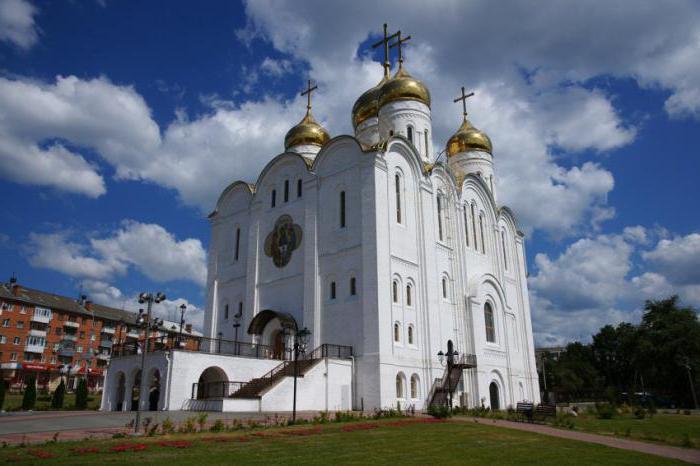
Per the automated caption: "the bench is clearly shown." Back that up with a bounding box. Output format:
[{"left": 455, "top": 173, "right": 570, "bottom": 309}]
[
  {"left": 533, "top": 403, "right": 557, "bottom": 422},
  {"left": 515, "top": 402, "right": 534, "bottom": 422}
]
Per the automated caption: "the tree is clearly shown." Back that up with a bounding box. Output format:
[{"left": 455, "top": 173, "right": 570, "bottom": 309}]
[
  {"left": 0, "top": 378, "right": 6, "bottom": 411},
  {"left": 592, "top": 322, "right": 639, "bottom": 399},
  {"left": 22, "top": 375, "right": 37, "bottom": 410},
  {"left": 51, "top": 380, "right": 66, "bottom": 409},
  {"left": 550, "top": 342, "right": 600, "bottom": 401},
  {"left": 75, "top": 378, "right": 88, "bottom": 409}
]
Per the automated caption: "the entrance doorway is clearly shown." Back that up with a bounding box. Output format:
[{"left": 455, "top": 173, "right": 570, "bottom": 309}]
[
  {"left": 272, "top": 330, "right": 286, "bottom": 359},
  {"left": 489, "top": 382, "right": 500, "bottom": 410}
]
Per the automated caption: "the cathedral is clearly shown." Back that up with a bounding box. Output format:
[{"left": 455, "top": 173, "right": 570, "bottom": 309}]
[{"left": 101, "top": 26, "right": 540, "bottom": 414}]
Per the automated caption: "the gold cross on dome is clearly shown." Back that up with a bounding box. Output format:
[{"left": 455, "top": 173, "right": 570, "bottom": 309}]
[
  {"left": 372, "top": 23, "right": 400, "bottom": 78},
  {"left": 301, "top": 79, "right": 318, "bottom": 112},
  {"left": 454, "top": 86, "right": 475, "bottom": 121},
  {"left": 389, "top": 31, "right": 411, "bottom": 67}
]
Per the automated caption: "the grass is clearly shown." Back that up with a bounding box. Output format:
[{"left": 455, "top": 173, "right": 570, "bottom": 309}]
[
  {"left": 550, "top": 412, "right": 699, "bottom": 449},
  {"left": 0, "top": 418, "right": 687, "bottom": 465},
  {"left": 1, "top": 393, "right": 101, "bottom": 411}
]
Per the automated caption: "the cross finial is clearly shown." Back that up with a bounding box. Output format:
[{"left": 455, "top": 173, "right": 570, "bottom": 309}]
[
  {"left": 372, "top": 23, "right": 400, "bottom": 79},
  {"left": 300, "top": 79, "right": 318, "bottom": 113},
  {"left": 453, "top": 86, "right": 475, "bottom": 121},
  {"left": 389, "top": 31, "right": 411, "bottom": 69}
]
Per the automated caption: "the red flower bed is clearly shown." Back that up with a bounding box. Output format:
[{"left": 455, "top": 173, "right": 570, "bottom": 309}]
[
  {"left": 157, "top": 440, "right": 193, "bottom": 448},
  {"left": 281, "top": 426, "right": 322, "bottom": 436},
  {"left": 202, "top": 436, "right": 236, "bottom": 443},
  {"left": 341, "top": 423, "right": 379, "bottom": 432},
  {"left": 386, "top": 418, "right": 446, "bottom": 427},
  {"left": 109, "top": 443, "right": 149, "bottom": 453},
  {"left": 73, "top": 447, "right": 101, "bottom": 454},
  {"left": 28, "top": 449, "right": 56, "bottom": 459}
]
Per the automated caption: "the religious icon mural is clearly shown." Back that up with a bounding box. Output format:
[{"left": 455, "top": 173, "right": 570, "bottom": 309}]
[{"left": 264, "top": 215, "right": 303, "bottom": 268}]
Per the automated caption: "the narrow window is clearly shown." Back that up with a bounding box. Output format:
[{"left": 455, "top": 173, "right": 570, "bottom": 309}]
[
  {"left": 350, "top": 277, "right": 357, "bottom": 296},
  {"left": 406, "top": 285, "right": 412, "bottom": 306},
  {"left": 479, "top": 214, "right": 486, "bottom": 254},
  {"left": 339, "top": 191, "right": 346, "bottom": 228},
  {"left": 396, "top": 374, "right": 403, "bottom": 397},
  {"left": 297, "top": 179, "right": 303, "bottom": 198},
  {"left": 442, "top": 278, "right": 447, "bottom": 299},
  {"left": 284, "top": 180, "right": 289, "bottom": 202},
  {"left": 238, "top": 301, "right": 243, "bottom": 316},
  {"left": 395, "top": 174, "right": 402, "bottom": 224},
  {"left": 411, "top": 375, "right": 419, "bottom": 398},
  {"left": 392, "top": 281, "right": 398, "bottom": 303},
  {"left": 330, "top": 281, "right": 336, "bottom": 300},
  {"left": 224, "top": 304, "right": 229, "bottom": 319},
  {"left": 408, "top": 325, "right": 414, "bottom": 345},
  {"left": 437, "top": 196, "right": 444, "bottom": 241},
  {"left": 424, "top": 130, "right": 429, "bottom": 157},
  {"left": 234, "top": 227, "right": 241, "bottom": 261},
  {"left": 407, "top": 126, "right": 413, "bottom": 143},
  {"left": 271, "top": 189, "right": 276, "bottom": 208},
  {"left": 394, "top": 323, "right": 400, "bottom": 343},
  {"left": 471, "top": 203, "right": 478, "bottom": 251},
  {"left": 501, "top": 230, "right": 508, "bottom": 269},
  {"left": 389, "top": 130, "right": 394, "bottom": 137},
  {"left": 485, "top": 303, "right": 496, "bottom": 343},
  {"left": 463, "top": 206, "right": 470, "bottom": 247}
]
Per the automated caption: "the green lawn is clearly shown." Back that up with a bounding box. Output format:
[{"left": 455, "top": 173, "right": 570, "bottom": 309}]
[
  {"left": 0, "top": 419, "right": 686, "bottom": 465},
  {"left": 551, "top": 412, "right": 699, "bottom": 449},
  {"left": 2, "top": 393, "right": 101, "bottom": 411}
]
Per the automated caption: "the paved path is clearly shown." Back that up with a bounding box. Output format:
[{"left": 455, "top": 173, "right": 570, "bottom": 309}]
[{"left": 456, "top": 416, "right": 700, "bottom": 464}]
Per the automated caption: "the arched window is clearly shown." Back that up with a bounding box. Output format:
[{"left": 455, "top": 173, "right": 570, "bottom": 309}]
[
  {"left": 410, "top": 374, "right": 419, "bottom": 398},
  {"left": 471, "top": 203, "right": 478, "bottom": 251},
  {"left": 284, "top": 179, "right": 289, "bottom": 202},
  {"left": 441, "top": 277, "right": 447, "bottom": 299},
  {"left": 485, "top": 303, "right": 496, "bottom": 343},
  {"left": 407, "top": 325, "right": 414, "bottom": 345},
  {"left": 234, "top": 227, "right": 241, "bottom": 261},
  {"left": 479, "top": 214, "right": 486, "bottom": 253},
  {"left": 224, "top": 304, "right": 229, "bottom": 320},
  {"left": 392, "top": 280, "right": 399, "bottom": 303},
  {"left": 394, "top": 322, "right": 400, "bottom": 342},
  {"left": 437, "top": 195, "right": 444, "bottom": 241},
  {"left": 330, "top": 281, "right": 336, "bottom": 300},
  {"left": 396, "top": 373, "right": 404, "bottom": 398},
  {"left": 297, "top": 179, "right": 303, "bottom": 198},
  {"left": 350, "top": 277, "right": 357, "bottom": 296},
  {"left": 389, "top": 129, "right": 394, "bottom": 137},
  {"left": 271, "top": 189, "right": 276, "bottom": 208},
  {"left": 501, "top": 230, "right": 508, "bottom": 270},
  {"left": 463, "top": 206, "right": 470, "bottom": 247},
  {"left": 407, "top": 126, "right": 414, "bottom": 143},
  {"left": 395, "top": 174, "right": 402, "bottom": 224},
  {"left": 406, "top": 284, "right": 412, "bottom": 306},
  {"left": 339, "top": 191, "right": 346, "bottom": 228},
  {"left": 424, "top": 130, "right": 429, "bottom": 157}
]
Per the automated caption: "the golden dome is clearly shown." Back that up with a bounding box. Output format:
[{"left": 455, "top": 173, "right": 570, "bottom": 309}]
[
  {"left": 351, "top": 77, "right": 386, "bottom": 129},
  {"left": 377, "top": 66, "right": 431, "bottom": 109},
  {"left": 284, "top": 110, "right": 330, "bottom": 150},
  {"left": 446, "top": 119, "right": 493, "bottom": 157}
]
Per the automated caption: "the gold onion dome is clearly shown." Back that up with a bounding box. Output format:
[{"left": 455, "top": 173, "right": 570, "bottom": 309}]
[
  {"left": 446, "top": 119, "right": 493, "bottom": 157},
  {"left": 377, "top": 66, "right": 431, "bottom": 109},
  {"left": 352, "top": 77, "right": 386, "bottom": 129},
  {"left": 284, "top": 110, "right": 330, "bottom": 150}
]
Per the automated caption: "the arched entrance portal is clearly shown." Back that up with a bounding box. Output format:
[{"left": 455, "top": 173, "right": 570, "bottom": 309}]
[
  {"left": 115, "top": 372, "right": 126, "bottom": 411},
  {"left": 489, "top": 382, "right": 500, "bottom": 410},
  {"left": 197, "top": 366, "right": 229, "bottom": 399},
  {"left": 148, "top": 369, "right": 161, "bottom": 411},
  {"left": 131, "top": 370, "right": 141, "bottom": 411},
  {"left": 272, "top": 330, "right": 286, "bottom": 359}
]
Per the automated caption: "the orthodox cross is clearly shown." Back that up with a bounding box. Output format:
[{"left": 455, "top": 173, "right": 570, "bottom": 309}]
[
  {"left": 372, "top": 23, "right": 400, "bottom": 78},
  {"left": 454, "top": 86, "right": 475, "bottom": 121},
  {"left": 301, "top": 79, "right": 317, "bottom": 112},
  {"left": 389, "top": 31, "right": 411, "bottom": 67}
]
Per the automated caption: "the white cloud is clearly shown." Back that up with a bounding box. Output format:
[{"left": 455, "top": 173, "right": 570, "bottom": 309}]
[
  {"left": 642, "top": 233, "right": 700, "bottom": 286},
  {"left": 260, "top": 57, "right": 293, "bottom": 77},
  {"left": 27, "top": 220, "right": 206, "bottom": 286},
  {"left": 0, "top": 0, "right": 38, "bottom": 49}
]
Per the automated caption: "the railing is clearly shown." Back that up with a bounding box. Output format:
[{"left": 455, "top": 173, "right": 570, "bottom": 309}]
[{"left": 191, "top": 381, "right": 247, "bottom": 400}]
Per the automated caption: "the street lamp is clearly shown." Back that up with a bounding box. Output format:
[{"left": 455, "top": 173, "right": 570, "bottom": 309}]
[
  {"left": 133, "top": 291, "right": 165, "bottom": 434},
  {"left": 291, "top": 327, "right": 311, "bottom": 423},
  {"left": 437, "top": 344, "right": 459, "bottom": 409},
  {"left": 178, "top": 304, "right": 186, "bottom": 348}
]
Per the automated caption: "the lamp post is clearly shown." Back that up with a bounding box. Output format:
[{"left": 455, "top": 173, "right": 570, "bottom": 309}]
[
  {"left": 437, "top": 344, "right": 459, "bottom": 409},
  {"left": 291, "top": 327, "right": 311, "bottom": 423},
  {"left": 133, "top": 291, "right": 165, "bottom": 434},
  {"left": 233, "top": 321, "right": 241, "bottom": 355},
  {"left": 178, "top": 304, "right": 186, "bottom": 348}
]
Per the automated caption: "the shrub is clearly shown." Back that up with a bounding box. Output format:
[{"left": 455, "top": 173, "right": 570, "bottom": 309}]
[
  {"left": 595, "top": 402, "right": 616, "bottom": 420},
  {"left": 22, "top": 375, "right": 37, "bottom": 410},
  {"left": 313, "top": 411, "right": 330, "bottom": 424},
  {"left": 161, "top": 418, "right": 175, "bottom": 434},
  {"left": 148, "top": 423, "right": 159, "bottom": 437},
  {"left": 334, "top": 411, "right": 357, "bottom": 423},
  {"left": 197, "top": 413, "right": 208, "bottom": 431},
  {"left": 179, "top": 416, "right": 197, "bottom": 433},
  {"left": 51, "top": 380, "right": 66, "bottom": 409},
  {"left": 633, "top": 407, "right": 646, "bottom": 420},
  {"left": 210, "top": 419, "right": 225, "bottom": 432},
  {"left": 427, "top": 404, "right": 452, "bottom": 419},
  {"left": 74, "top": 378, "right": 88, "bottom": 410}
]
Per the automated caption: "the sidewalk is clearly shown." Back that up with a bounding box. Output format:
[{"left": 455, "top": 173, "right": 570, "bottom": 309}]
[{"left": 456, "top": 416, "right": 700, "bottom": 464}]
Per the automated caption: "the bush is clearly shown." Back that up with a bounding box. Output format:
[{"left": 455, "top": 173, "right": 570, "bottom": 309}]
[
  {"left": 74, "top": 379, "right": 88, "bottom": 410},
  {"left": 161, "top": 418, "right": 175, "bottom": 434},
  {"left": 197, "top": 413, "right": 208, "bottom": 431},
  {"left": 552, "top": 413, "right": 576, "bottom": 429},
  {"left": 22, "top": 375, "right": 37, "bottom": 410},
  {"left": 312, "top": 411, "right": 330, "bottom": 424},
  {"left": 633, "top": 407, "right": 646, "bottom": 420},
  {"left": 210, "top": 419, "right": 225, "bottom": 432},
  {"left": 595, "top": 402, "right": 616, "bottom": 419},
  {"left": 51, "top": 381, "right": 66, "bottom": 409},
  {"left": 179, "top": 416, "right": 197, "bottom": 433},
  {"left": 427, "top": 404, "right": 452, "bottom": 419}
]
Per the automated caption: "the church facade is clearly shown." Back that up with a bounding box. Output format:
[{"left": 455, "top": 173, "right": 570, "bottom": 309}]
[{"left": 101, "top": 27, "right": 540, "bottom": 413}]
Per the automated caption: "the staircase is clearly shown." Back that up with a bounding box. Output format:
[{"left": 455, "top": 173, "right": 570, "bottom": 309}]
[
  {"left": 230, "top": 343, "right": 352, "bottom": 399},
  {"left": 428, "top": 353, "right": 477, "bottom": 408}
]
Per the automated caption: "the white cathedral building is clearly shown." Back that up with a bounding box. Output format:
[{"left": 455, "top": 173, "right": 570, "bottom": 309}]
[{"left": 101, "top": 28, "right": 540, "bottom": 414}]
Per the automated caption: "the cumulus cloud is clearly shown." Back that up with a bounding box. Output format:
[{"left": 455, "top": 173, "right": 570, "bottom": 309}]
[
  {"left": 642, "top": 233, "right": 700, "bottom": 286},
  {"left": 0, "top": 0, "right": 38, "bottom": 49},
  {"left": 27, "top": 220, "right": 206, "bottom": 286}
]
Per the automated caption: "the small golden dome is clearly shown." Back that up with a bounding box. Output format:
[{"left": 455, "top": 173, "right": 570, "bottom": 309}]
[
  {"left": 446, "top": 119, "right": 493, "bottom": 157},
  {"left": 351, "top": 77, "right": 386, "bottom": 129},
  {"left": 284, "top": 111, "right": 330, "bottom": 150},
  {"left": 378, "top": 66, "right": 431, "bottom": 109}
]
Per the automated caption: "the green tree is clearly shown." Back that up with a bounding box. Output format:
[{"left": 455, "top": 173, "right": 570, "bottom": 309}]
[
  {"left": 51, "top": 380, "right": 66, "bottom": 409},
  {"left": 550, "top": 342, "right": 600, "bottom": 401},
  {"left": 75, "top": 378, "right": 88, "bottom": 409},
  {"left": 592, "top": 322, "right": 640, "bottom": 399},
  {"left": 22, "top": 375, "right": 37, "bottom": 410}
]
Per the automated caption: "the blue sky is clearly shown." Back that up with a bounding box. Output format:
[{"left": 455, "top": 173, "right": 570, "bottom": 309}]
[{"left": 0, "top": 0, "right": 698, "bottom": 343}]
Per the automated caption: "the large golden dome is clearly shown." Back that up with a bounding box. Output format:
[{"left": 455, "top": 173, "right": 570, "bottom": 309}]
[
  {"left": 351, "top": 77, "right": 386, "bottom": 129},
  {"left": 377, "top": 66, "right": 431, "bottom": 109},
  {"left": 446, "top": 119, "right": 492, "bottom": 156},
  {"left": 284, "top": 110, "right": 330, "bottom": 150}
]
